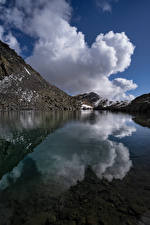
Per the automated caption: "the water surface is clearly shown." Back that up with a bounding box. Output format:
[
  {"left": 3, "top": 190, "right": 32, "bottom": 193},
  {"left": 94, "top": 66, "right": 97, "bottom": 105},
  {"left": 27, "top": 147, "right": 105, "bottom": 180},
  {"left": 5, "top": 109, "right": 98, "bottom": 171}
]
[{"left": 0, "top": 111, "right": 150, "bottom": 225}]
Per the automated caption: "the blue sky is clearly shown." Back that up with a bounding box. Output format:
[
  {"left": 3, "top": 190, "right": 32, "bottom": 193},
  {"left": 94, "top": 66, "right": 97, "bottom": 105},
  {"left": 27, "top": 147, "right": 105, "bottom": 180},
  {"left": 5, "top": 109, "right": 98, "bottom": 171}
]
[
  {"left": 70, "top": 0, "right": 150, "bottom": 96},
  {"left": 0, "top": 0, "right": 149, "bottom": 99}
]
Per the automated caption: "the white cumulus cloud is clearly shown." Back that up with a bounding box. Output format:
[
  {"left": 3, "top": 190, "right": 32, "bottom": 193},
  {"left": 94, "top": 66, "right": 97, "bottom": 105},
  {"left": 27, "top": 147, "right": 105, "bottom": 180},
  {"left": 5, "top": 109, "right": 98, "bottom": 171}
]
[
  {"left": 0, "top": 0, "right": 137, "bottom": 100},
  {"left": 113, "top": 78, "right": 138, "bottom": 91}
]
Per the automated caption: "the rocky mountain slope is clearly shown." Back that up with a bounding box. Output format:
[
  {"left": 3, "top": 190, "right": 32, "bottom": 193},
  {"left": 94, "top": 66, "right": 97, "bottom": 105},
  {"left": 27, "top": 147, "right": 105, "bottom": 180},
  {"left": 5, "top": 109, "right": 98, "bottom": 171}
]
[
  {"left": 75, "top": 92, "right": 130, "bottom": 110},
  {"left": 125, "top": 93, "right": 150, "bottom": 113},
  {"left": 74, "top": 92, "right": 100, "bottom": 107},
  {"left": 94, "top": 100, "right": 130, "bottom": 111},
  {"left": 1, "top": 40, "right": 149, "bottom": 114},
  {"left": 0, "top": 41, "right": 80, "bottom": 111},
  {"left": 99, "top": 93, "right": 150, "bottom": 114},
  {"left": 76, "top": 91, "right": 150, "bottom": 114}
]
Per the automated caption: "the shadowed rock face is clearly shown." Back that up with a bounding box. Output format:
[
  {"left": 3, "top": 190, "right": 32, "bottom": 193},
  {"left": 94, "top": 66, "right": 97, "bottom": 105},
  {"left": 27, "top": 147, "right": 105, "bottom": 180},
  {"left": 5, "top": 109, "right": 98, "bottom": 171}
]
[
  {"left": 0, "top": 41, "right": 80, "bottom": 111},
  {"left": 133, "top": 114, "right": 150, "bottom": 128},
  {"left": 75, "top": 90, "right": 150, "bottom": 114},
  {"left": 126, "top": 93, "right": 150, "bottom": 114},
  {"left": 74, "top": 92, "right": 100, "bottom": 107},
  {"left": 102, "top": 94, "right": 150, "bottom": 114},
  {"left": 90, "top": 91, "right": 150, "bottom": 114}
]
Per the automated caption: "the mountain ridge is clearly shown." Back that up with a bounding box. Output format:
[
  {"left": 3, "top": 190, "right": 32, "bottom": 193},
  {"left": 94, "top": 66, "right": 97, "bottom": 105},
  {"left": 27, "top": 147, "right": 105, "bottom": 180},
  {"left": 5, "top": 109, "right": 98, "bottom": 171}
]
[
  {"left": 75, "top": 91, "right": 150, "bottom": 114},
  {"left": 0, "top": 40, "right": 150, "bottom": 114},
  {"left": 0, "top": 40, "right": 80, "bottom": 111},
  {"left": 74, "top": 92, "right": 130, "bottom": 109}
]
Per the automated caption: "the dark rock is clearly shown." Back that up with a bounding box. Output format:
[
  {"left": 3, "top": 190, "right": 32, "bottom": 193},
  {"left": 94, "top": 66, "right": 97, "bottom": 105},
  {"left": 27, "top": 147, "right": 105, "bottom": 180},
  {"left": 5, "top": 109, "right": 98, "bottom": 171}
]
[
  {"left": 45, "top": 218, "right": 50, "bottom": 225},
  {"left": 74, "top": 91, "right": 130, "bottom": 111},
  {"left": 74, "top": 92, "right": 100, "bottom": 107},
  {"left": 95, "top": 93, "right": 150, "bottom": 114},
  {"left": 126, "top": 93, "right": 150, "bottom": 114},
  {"left": 0, "top": 40, "right": 80, "bottom": 111}
]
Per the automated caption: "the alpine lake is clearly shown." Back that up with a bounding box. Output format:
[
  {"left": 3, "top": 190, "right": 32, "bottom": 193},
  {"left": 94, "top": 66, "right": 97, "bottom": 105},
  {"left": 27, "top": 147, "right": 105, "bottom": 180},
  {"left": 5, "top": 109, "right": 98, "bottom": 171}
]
[{"left": 0, "top": 110, "right": 150, "bottom": 225}]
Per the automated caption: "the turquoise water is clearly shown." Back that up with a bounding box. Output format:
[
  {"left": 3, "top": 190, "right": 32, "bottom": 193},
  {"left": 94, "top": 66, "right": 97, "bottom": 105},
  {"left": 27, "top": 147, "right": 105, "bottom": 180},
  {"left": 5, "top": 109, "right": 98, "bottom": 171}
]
[{"left": 0, "top": 110, "right": 150, "bottom": 224}]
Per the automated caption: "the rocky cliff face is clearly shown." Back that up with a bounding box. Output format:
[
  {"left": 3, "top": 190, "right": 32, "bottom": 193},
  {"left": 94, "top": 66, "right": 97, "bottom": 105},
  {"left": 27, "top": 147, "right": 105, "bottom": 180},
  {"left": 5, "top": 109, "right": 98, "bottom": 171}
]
[
  {"left": 0, "top": 41, "right": 80, "bottom": 111},
  {"left": 74, "top": 92, "right": 113, "bottom": 109},
  {"left": 75, "top": 92, "right": 130, "bottom": 110},
  {"left": 126, "top": 93, "right": 150, "bottom": 113},
  {"left": 95, "top": 100, "right": 130, "bottom": 111},
  {"left": 74, "top": 90, "right": 150, "bottom": 114},
  {"left": 101, "top": 94, "right": 150, "bottom": 114},
  {"left": 74, "top": 92, "right": 100, "bottom": 107}
]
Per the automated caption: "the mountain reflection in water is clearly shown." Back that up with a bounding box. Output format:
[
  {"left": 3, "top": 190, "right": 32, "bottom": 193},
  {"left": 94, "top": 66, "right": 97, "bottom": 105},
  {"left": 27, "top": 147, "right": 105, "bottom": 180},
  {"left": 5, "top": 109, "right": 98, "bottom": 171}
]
[
  {"left": 0, "top": 111, "right": 135, "bottom": 191},
  {"left": 0, "top": 111, "right": 150, "bottom": 225},
  {"left": 0, "top": 111, "right": 80, "bottom": 179}
]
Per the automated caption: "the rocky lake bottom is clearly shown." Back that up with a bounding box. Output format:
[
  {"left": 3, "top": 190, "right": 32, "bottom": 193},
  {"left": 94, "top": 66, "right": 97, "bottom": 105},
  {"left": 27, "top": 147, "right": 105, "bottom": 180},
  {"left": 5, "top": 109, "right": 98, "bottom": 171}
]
[{"left": 0, "top": 110, "right": 150, "bottom": 225}]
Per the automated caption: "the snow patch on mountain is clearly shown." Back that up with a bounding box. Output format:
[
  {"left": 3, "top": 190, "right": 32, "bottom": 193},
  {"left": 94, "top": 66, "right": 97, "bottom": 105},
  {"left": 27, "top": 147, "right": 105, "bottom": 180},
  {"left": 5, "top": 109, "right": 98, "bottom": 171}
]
[
  {"left": 0, "top": 74, "right": 24, "bottom": 92},
  {"left": 81, "top": 104, "right": 93, "bottom": 110},
  {"left": 24, "top": 67, "right": 31, "bottom": 75}
]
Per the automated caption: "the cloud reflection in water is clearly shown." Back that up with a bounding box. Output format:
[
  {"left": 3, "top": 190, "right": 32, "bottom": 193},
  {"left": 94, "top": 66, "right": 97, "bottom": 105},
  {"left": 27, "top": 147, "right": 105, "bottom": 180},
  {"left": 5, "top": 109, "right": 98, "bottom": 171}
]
[{"left": 0, "top": 112, "right": 136, "bottom": 190}]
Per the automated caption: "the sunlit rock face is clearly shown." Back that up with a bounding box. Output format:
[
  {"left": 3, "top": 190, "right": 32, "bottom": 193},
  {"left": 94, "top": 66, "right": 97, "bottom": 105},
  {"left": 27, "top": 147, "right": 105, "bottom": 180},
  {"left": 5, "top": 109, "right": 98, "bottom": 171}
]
[{"left": 0, "top": 111, "right": 135, "bottom": 191}]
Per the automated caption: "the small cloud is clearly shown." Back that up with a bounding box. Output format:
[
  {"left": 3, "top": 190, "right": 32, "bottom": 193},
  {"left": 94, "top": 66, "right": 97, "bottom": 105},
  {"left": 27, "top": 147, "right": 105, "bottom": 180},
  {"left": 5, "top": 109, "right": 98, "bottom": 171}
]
[
  {"left": 0, "top": 0, "right": 6, "bottom": 4},
  {"left": 102, "top": 2, "right": 112, "bottom": 12},
  {"left": 96, "top": 0, "right": 119, "bottom": 12},
  {"left": 97, "top": 0, "right": 112, "bottom": 12},
  {"left": 113, "top": 78, "right": 138, "bottom": 91}
]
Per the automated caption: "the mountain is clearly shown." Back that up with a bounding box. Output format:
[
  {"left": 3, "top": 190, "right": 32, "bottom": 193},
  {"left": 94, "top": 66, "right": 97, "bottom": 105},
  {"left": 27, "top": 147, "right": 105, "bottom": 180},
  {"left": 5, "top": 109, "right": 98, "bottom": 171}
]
[
  {"left": 124, "top": 93, "right": 150, "bottom": 113},
  {"left": 75, "top": 90, "right": 150, "bottom": 114},
  {"left": 1, "top": 40, "right": 149, "bottom": 114},
  {"left": 75, "top": 92, "right": 129, "bottom": 110},
  {"left": 0, "top": 41, "right": 80, "bottom": 111},
  {"left": 95, "top": 93, "right": 150, "bottom": 114},
  {"left": 74, "top": 92, "right": 112, "bottom": 109},
  {"left": 74, "top": 92, "right": 100, "bottom": 107},
  {"left": 97, "top": 93, "right": 150, "bottom": 113},
  {"left": 94, "top": 100, "right": 130, "bottom": 111}
]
